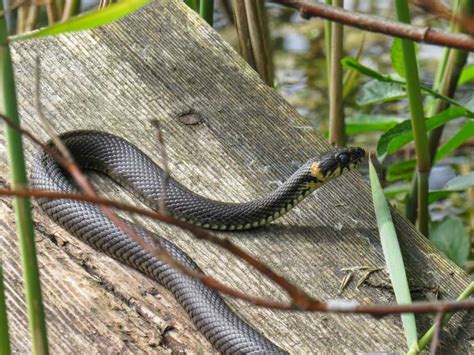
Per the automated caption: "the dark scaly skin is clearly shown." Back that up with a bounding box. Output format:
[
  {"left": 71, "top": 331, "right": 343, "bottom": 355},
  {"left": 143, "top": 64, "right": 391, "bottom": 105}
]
[{"left": 31, "top": 131, "right": 365, "bottom": 354}]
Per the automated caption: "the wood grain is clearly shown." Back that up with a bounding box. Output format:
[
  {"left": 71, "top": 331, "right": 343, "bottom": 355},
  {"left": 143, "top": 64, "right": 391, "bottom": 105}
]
[{"left": 1, "top": 0, "right": 472, "bottom": 352}]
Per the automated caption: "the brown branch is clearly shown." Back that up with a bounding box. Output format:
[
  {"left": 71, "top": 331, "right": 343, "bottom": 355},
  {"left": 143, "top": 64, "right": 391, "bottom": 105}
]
[
  {"left": 2, "top": 109, "right": 473, "bottom": 318},
  {"left": 32, "top": 58, "right": 314, "bottom": 310},
  {"left": 1, "top": 113, "right": 473, "bottom": 319},
  {"left": 429, "top": 312, "right": 444, "bottom": 355},
  {"left": 413, "top": 0, "right": 474, "bottom": 36},
  {"left": 268, "top": 0, "right": 474, "bottom": 52},
  {"left": 1, "top": 185, "right": 474, "bottom": 316},
  {"left": 32, "top": 60, "right": 289, "bottom": 308},
  {"left": 30, "top": 62, "right": 289, "bottom": 309}
]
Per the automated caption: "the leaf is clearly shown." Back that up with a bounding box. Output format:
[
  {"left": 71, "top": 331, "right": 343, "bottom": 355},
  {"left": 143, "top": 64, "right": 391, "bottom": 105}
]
[
  {"left": 435, "top": 121, "right": 474, "bottom": 161},
  {"left": 10, "top": 0, "right": 150, "bottom": 41},
  {"left": 464, "top": 97, "right": 474, "bottom": 112},
  {"left": 386, "top": 121, "right": 474, "bottom": 180},
  {"left": 343, "top": 35, "right": 366, "bottom": 99},
  {"left": 343, "top": 58, "right": 473, "bottom": 115},
  {"left": 391, "top": 38, "right": 406, "bottom": 78},
  {"left": 458, "top": 63, "right": 474, "bottom": 85},
  {"left": 341, "top": 57, "right": 388, "bottom": 82},
  {"left": 430, "top": 217, "right": 470, "bottom": 267},
  {"left": 387, "top": 159, "right": 416, "bottom": 182},
  {"left": 426, "top": 172, "right": 473, "bottom": 203},
  {"left": 428, "top": 190, "right": 451, "bottom": 204},
  {"left": 345, "top": 114, "right": 404, "bottom": 135},
  {"left": 383, "top": 183, "right": 410, "bottom": 198},
  {"left": 443, "top": 172, "right": 474, "bottom": 191},
  {"left": 391, "top": 38, "right": 419, "bottom": 79},
  {"left": 356, "top": 80, "right": 406, "bottom": 106},
  {"left": 377, "top": 106, "right": 468, "bottom": 161},
  {"left": 369, "top": 160, "right": 417, "bottom": 349}
]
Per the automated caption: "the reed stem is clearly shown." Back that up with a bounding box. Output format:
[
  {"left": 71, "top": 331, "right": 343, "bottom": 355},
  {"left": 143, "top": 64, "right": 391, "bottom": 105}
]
[
  {"left": 395, "top": 0, "right": 430, "bottom": 236},
  {"left": 199, "top": 0, "right": 214, "bottom": 26},
  {"left": 0, "top": 3, "right": 49, "bottom": 353},
  {"left": 328, "top": 0, "right": 345, "bottom": 146},
  {"left": 0, "top": 261, "right": 11, "bottom": 355}
]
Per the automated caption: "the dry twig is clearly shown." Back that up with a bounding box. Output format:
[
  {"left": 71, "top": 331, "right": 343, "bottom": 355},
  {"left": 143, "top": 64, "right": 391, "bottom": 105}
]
[
  {"left": 3, "top": 114, "right": 474, "bottom": 318},
  {"left": 269, "top": 0, "right": 474, "bottom": 51},
  {"left": 430, "top": 312, "right": 444, "bottom": 355},
  {"left": 0, "top": 185, "right": 473, "bottom": 316},
  {"left": 412, "top": 0, "right": 474, "bottom": 36}
]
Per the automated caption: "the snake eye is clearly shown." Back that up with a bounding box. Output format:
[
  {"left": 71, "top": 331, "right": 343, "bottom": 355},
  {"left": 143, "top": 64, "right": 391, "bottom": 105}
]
[{"left": 337, "top": 153, "right": 350, "bottom": 165}]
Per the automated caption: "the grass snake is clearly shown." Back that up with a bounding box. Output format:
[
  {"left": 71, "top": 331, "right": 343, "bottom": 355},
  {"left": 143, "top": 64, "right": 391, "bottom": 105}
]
[{"left": 31, "top": 130, "right": 365, "bottom": 354}]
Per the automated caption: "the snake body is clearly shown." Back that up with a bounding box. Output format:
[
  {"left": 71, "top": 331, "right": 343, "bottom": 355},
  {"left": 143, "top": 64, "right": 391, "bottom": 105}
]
[{"left": 31, "top": 131, "right": 364, "bottom": 354}]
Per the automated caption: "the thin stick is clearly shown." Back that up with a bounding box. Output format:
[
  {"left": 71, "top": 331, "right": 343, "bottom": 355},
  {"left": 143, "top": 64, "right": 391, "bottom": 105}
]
[
  {"left": 429, "top": 312, "right": 444, "bottom": 355},
  {"left": 328, "top": 0, "right": 345, "bottom": 146},
  {"left": 269, "top": 0, "right": 474, "bottom": 52},
  {"left": 2, "top": 185, "right": 474, "bottom": 316},
  {"left": 150, "top": 120, "right": 170, "bottom": 214}
]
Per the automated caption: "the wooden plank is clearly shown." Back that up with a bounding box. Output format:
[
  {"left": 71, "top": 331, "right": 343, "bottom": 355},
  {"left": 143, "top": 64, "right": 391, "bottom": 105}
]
[{"left": 1, "top": 0, "right": 472, "bottom": 352}]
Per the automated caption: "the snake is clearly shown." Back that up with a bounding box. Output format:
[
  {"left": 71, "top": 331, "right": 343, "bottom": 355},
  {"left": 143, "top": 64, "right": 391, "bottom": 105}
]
[{"left": 30, "top": 130, "right": 365, "bottom": 354}]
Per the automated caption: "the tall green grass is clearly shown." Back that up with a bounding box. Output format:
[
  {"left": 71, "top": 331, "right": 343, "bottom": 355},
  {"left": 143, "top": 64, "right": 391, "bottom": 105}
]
[
  {"left": 0, "top": 1, "right": 151, "bottom": 353},
  {"left": 394, "top": 0, "right": 431, "bottom": 236},
  {"left": 0, "top": 261, "right": 11, "bottom": 354},
  {"left": 0, "top": 2, "right": 49, "bottom": 353},
  {"left": 369, "top": 159, "right": 417, "bottom": 349}
]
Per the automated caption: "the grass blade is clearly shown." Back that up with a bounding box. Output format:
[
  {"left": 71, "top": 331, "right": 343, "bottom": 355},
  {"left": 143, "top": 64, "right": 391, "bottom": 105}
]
[
  {"left": 376, "top": 106, "right": 467, "bottom": 161},
  {"left": 369, "top": 159, "right": 417, "bottom": 349},
  {"left": 407, "top": 282, "right": 474, "bottom": 354},
  {"left": 0, "top": 260, "right": 11, "bottom": 355},
  {"left": 199, "top": 0, "right": 214, "bottom": 26},
  {"left": 0, "top": 3, "right": 49, "bottom": 353},
  {"left": 10, "top": 0, "right": 150, "bottom": 41}
]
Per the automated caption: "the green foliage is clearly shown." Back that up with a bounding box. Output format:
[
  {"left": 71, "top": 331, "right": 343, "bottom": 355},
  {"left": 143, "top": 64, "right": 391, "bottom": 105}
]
[
  {"left": 430, "top": 217, "right": 470, "bottom": 267},
  {"left": 10, "top": 0, "right": 150, "bottom": 41},
  {"left": 435, "top": 121, "right": 474, "bottom": 161},
  {"left": 342, "top": 57, "right": 473, "bottom": 114},
  {"left": 384, "top": 172, "right": 473, "bottom": 203},
  {"left": 184, "top": 0, "right": 199, "bottom": 11},
  {"left": 443, "top": 172, "right": 474, "bottom": 190},
  {"left": 356, "top": 80, "right": 406, "bottom": 105},
  {"left": 0, "top": 262, "right": 11, "bottom": 355},
  {"left": 458, "top": 63, "right": 474, "bottom": 85},
  {"left": 377, "top": 106, "right": 469, "bottom": 161},
  {"left": 345, "top": 114, "right": 404, "bottom": 135},
  {"left": 383, "top": 182, "right": 410, "bottom": 199},
  {"left": 391, "top": 38, "right": 419, "bottom": 79},
  {"left": 199, "top": 0, "right": 214, "bottom": 26},
  {"left": 369, "top": 160, "right": 417, "bottom": 349},
  {"left": 0, "top": 2, "right": 49, "bottom": 352},
  {"left": 387, "top": 160, "right": 416, "bottom": 182},
  {"left": 341, "top": 57, "right": 387, "bottom": 81},
  {"left": 385, "top": 121, "right": 473, "bottom": 183},
  {"left": 391, "top": 38, "right": 406, "bottom": 78},
  {"left": 409, "top": 282, "right": 474, "bottom": 354},
  {"left": 428, "top": 172, "right": 474, "bottom": 203}
]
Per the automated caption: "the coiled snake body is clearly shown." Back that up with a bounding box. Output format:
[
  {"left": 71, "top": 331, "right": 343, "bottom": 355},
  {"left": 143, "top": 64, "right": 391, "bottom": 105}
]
[{"left": 31, "top": 131, "right": 365, "bottom": 354}]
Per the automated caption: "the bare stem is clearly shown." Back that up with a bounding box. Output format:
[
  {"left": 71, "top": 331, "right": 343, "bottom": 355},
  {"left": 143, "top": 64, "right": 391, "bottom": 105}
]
[
  {"left": 269, "top": 0, "right": 474, "bottom": 51},
  {"left": 328, "top": 0, "right": 345, "bottom": 146}
]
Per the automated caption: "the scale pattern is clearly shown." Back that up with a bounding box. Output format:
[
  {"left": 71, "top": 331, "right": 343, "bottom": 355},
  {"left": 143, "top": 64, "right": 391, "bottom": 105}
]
[
  {"left": 31, "top": 131, "right": 363, "bottom": 353},
  {"left": 31, "top": 131, "right": 295, "bottom": 354}
]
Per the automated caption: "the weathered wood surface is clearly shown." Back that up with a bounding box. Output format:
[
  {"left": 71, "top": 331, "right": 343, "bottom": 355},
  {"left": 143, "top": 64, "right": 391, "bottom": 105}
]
[{"left": 1, "top": 0, "right": 472, "bottom": 353}]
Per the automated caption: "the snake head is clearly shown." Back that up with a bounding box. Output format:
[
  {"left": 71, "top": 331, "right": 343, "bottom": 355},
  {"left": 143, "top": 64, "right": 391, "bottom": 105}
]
[{"left": 310, "top": 146, "right": 365, "bottom": 182}]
